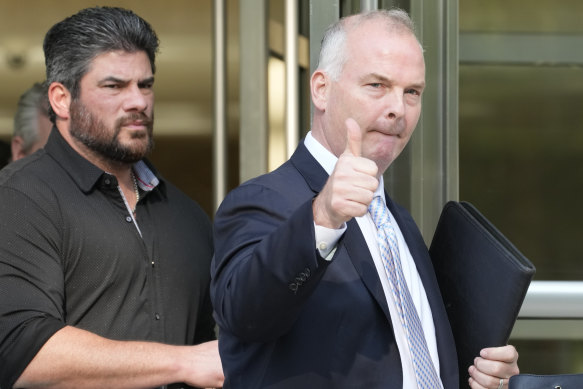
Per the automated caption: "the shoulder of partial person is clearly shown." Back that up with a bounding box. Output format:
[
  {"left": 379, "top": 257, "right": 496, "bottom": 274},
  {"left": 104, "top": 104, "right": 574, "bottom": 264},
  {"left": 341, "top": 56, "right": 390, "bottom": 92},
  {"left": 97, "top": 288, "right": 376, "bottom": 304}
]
[{"left": 0, "top": 151, "right": 52, "bottom": 187}]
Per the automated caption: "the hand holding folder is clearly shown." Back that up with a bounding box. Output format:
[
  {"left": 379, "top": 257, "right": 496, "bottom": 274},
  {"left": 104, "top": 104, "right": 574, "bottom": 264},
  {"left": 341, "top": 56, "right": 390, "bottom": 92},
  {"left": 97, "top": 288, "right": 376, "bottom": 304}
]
[{"left": 429, "top": 201, "right": 536, "bottom": 387}]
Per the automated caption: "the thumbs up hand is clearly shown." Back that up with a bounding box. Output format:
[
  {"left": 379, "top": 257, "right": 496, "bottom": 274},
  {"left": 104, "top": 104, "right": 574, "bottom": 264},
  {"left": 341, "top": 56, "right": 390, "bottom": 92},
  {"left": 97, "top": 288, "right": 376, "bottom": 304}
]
[{"left": 313, "top": 118, "right": 379, "bottom": 229}]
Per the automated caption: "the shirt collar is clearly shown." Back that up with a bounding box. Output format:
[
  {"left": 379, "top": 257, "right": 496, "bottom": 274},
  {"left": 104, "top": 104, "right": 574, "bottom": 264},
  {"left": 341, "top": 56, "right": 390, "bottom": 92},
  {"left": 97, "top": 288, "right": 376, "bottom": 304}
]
[
  {"left": 133, "top": 160, "right": 159, "bottom": 192},
  {"left": 304, "top": 131, "right": 385, "bottom": 200}
]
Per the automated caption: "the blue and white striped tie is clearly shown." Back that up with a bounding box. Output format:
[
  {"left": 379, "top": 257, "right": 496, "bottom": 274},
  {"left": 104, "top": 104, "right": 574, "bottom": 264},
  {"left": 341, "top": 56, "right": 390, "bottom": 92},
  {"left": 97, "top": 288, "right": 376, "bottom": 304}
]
[{"left": 368, "top": 196, "right": 442, "bottom": 389}]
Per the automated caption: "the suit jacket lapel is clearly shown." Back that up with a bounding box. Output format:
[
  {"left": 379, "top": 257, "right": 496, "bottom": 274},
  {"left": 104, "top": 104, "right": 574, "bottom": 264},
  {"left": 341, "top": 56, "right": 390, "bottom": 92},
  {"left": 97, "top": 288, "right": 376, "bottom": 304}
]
[
  {"left": 289, "top": 142, "right": 328, "bottom": 193},
  {"left": 343, "top": 220, "right": 392, "bottom": 320}
]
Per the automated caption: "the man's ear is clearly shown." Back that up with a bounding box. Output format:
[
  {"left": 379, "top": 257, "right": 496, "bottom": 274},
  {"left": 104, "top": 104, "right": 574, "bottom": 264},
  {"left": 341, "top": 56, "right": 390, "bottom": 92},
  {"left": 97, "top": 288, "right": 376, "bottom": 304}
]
[
  {"left": 47, "top": 82, "right": 71, "bottom": 120},
  {"left": 310, "top": 70, "right": 329, "bottom": 111},
  {"left": 10, "top": 136, "right": 26, "bottom": 161}
]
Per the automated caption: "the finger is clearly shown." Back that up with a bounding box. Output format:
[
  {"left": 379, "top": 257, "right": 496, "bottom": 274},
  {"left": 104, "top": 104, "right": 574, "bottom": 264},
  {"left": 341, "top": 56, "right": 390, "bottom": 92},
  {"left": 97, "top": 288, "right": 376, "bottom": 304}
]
[
  {"left": 344, "top": 118, "right": 362, "bottom": 157},
  {"left": 480, "top": 345, "right": 519, "bottom": 364},
  {"left": 469, "top": 364, "right": 504, "bottom": 389},
  {"left": 474, "top": 356, "right": 505, "bottom": 378},
  {"left": 468, "top": 375, "right": 488, "bottom": 389},
  {"left": 468, "top": 376, "right": 498, "bottom": 389}
]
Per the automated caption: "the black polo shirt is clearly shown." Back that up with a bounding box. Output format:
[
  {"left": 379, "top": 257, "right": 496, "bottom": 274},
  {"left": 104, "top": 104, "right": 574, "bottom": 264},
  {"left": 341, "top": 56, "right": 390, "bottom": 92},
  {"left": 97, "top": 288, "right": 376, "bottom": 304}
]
[{"left": 0, "top": 129, "right": 215, "bottom": 388}]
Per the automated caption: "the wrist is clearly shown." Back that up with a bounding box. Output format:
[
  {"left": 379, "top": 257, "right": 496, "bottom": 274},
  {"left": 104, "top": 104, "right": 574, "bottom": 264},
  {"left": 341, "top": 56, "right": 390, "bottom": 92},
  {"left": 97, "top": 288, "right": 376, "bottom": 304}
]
[{"left": 312, "top": 196, "right": 342, "bottom": 229}]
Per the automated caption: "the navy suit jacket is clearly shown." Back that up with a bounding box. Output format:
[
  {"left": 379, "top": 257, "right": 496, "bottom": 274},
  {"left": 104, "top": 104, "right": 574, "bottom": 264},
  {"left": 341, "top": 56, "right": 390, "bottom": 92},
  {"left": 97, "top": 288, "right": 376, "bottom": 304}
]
[{"left": 211, "top": 142, "right": 458, "bottom": 388}]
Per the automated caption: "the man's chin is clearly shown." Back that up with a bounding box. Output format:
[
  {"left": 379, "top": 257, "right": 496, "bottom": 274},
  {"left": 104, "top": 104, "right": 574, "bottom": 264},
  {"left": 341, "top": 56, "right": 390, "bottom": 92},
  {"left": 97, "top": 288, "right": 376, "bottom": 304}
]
[
  {"left": 112, "top": 152, "right": 147, "bottom": 164},
  {"left": 110, "top": 141, "right": 153, "bottom": 164},
  {"left": 121, "top": 129, "right": 150, "bottom": 141},
  {"left": 365, "top": 150, "right": 399, "bottom": 174}
]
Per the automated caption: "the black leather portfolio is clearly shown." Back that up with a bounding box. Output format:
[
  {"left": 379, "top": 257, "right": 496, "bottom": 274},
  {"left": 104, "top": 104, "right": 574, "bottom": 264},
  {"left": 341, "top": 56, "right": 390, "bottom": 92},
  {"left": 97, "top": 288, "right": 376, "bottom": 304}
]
[
  {"left": 509, "top": 373, "right": 583, "bottom": 389},
  {"left": 429, "top": 201, "right": 536, "bottom": 387}
]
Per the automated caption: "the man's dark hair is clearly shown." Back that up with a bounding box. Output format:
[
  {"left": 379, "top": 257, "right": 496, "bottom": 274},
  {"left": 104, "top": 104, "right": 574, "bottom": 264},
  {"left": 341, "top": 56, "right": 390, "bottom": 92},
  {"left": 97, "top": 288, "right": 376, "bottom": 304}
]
[{"left": 43, "top": 7, "right": 159, "bottom": 123}]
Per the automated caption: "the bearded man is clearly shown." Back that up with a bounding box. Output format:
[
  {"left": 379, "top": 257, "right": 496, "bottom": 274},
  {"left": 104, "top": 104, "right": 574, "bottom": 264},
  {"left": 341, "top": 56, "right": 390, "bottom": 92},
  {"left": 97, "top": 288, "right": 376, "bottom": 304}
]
[{"left": 0, "top": 7, "right": 223, "bottom": 389}]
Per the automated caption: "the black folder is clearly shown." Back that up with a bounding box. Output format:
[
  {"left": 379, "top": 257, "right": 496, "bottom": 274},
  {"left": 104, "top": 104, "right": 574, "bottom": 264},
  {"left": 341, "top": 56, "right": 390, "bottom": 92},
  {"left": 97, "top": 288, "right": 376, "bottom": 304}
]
[
  {"left": 429, "top": 201, "right": 536, "bottom": 387},
  {"left": 509, "top": 373, "right": 583, "bottom": 389}
]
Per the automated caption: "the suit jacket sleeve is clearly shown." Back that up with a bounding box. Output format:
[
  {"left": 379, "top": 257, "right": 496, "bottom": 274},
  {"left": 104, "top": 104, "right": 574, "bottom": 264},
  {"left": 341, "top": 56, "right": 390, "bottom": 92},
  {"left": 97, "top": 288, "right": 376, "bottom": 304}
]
[{"left": 211, "top": 180, "right": 333, "bottom": 343}]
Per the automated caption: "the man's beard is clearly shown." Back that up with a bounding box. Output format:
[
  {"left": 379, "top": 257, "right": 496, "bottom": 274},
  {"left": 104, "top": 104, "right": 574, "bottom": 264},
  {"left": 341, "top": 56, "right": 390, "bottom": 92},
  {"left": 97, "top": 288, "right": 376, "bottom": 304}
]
[{"left": 69, "top": 99, "right": 154, "bottom": 164}]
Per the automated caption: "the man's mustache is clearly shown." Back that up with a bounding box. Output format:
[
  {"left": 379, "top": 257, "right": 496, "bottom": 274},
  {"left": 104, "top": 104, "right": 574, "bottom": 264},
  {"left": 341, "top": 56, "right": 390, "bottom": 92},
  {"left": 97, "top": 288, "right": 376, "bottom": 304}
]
[{"left": 117, "top": 112, "right": 153, "bottom": 128}]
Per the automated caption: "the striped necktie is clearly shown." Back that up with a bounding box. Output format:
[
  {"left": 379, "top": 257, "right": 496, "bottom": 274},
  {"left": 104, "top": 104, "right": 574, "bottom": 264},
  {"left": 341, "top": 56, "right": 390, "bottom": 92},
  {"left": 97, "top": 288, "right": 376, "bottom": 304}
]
[{"left": 368, "top": 196, "right": 442, "bottom": 389}]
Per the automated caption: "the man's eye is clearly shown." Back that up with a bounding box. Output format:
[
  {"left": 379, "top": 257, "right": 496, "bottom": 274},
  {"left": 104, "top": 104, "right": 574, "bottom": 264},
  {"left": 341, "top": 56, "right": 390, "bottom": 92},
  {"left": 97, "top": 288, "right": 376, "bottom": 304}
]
[
  {"left": 406, "top": 89, "right": 420, "bottom": 96},
  {"left": 369, "top": 83, "right": 382, "bottom": 88}
]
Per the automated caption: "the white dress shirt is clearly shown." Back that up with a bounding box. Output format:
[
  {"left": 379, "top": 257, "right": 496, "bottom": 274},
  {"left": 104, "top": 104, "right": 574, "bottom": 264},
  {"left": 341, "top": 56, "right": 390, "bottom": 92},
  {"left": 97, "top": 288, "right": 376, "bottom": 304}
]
[{"left": 304, "top": 132, "right": 442, "bottom": 389}]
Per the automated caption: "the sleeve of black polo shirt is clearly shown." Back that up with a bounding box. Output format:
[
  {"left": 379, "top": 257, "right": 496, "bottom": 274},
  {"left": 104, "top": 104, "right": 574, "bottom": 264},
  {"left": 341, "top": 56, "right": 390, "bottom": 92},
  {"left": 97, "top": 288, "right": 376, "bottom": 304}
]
[{"left": 0, "top": 184, "right": 67, "bottom": 388}]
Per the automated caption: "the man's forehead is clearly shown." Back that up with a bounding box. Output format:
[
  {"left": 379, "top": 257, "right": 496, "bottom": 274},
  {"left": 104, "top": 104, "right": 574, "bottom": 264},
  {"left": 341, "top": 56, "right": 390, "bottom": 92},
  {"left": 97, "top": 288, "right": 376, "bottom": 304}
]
[{"left": 85, "top": 50, "right": 153, "bottom": 77}]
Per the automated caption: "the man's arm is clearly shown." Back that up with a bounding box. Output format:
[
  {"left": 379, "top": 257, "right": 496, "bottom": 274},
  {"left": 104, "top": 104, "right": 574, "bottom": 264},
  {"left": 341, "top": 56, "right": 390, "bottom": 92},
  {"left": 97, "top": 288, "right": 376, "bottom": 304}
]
[
  {"left": 212, "top": 184, "right": 329, "bottom": 342},
  {"left": 15, "top": 326, "right": 223, "bottom": 389}
]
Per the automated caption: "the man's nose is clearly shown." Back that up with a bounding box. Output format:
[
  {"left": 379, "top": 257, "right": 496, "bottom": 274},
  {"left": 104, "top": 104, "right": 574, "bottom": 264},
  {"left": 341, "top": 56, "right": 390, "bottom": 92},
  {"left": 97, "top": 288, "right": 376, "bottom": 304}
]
[
  {"left": 123, "top": 84, "right": 150, "bottom": 112},
  {"left": 384, "top": 89, "right": 405, "bottom": 120}
]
